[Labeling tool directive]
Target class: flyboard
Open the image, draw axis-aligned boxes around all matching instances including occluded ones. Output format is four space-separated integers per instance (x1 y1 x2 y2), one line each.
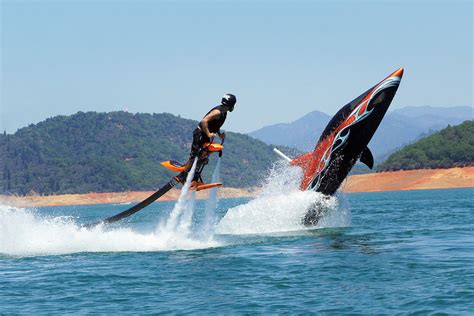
84 142 223 228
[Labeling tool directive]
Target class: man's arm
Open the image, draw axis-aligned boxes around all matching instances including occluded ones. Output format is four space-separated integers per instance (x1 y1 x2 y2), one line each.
200 109 221 138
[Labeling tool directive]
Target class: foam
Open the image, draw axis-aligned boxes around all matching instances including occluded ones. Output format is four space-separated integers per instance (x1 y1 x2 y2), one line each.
0 204 220 257
216 161 350 235
0 159 222 257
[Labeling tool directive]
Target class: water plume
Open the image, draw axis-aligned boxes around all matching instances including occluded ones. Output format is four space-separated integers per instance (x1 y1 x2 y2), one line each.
216 161 350 235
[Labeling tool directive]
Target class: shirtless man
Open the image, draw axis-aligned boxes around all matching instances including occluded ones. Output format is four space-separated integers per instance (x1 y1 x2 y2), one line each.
178 93 236 184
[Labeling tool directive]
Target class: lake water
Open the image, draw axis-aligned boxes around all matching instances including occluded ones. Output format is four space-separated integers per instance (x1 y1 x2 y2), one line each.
1 186 473 314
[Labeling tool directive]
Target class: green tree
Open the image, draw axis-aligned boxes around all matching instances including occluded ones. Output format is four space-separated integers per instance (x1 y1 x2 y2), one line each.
378 120 474 171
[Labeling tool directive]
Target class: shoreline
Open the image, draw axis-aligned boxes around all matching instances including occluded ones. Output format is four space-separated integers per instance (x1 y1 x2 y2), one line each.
0 187 258 208
341 166 473 193
1 167 472 207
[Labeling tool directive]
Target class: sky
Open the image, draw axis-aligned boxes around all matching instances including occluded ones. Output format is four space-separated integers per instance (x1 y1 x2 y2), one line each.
1 0 472 134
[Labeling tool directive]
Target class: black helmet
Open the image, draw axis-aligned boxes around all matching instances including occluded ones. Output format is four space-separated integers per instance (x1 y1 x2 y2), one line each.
221 93 236 111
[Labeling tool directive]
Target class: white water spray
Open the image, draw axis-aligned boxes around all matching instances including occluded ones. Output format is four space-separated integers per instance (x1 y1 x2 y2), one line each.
199 158 221 241
0 157 350 256
0 203 219 256
216 161 350 235
157 158 198 239
0 159 225 257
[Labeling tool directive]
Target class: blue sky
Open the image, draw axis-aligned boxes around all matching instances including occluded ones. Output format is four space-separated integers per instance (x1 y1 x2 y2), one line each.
1 0 472 134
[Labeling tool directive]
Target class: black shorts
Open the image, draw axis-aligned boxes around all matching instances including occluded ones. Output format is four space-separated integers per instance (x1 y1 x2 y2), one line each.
190 128 210 159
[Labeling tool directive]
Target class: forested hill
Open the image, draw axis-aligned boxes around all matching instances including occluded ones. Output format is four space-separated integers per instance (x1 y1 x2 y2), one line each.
378 120 474 171
0 111 299 195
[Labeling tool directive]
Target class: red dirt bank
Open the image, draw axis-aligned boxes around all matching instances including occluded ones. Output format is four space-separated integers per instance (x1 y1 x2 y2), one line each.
1 167 472 207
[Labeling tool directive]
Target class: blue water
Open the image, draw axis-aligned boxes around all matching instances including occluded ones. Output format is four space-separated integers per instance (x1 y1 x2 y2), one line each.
1 188 473 314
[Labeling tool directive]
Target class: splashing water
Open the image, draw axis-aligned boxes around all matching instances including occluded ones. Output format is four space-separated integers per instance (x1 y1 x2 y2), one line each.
152 157 222 246
161 158 198 233
0 159 224 257
0 158 350 256
155 158 202 244
216 161 350 235
0 204 220 256
198 158 221 241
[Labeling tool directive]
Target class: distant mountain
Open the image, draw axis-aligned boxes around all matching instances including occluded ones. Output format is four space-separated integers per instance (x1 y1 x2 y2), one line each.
370 106 473 158
248 106 473 159
249 110 331 150
392 106 471 119
378 120 474 171
0 111 293 195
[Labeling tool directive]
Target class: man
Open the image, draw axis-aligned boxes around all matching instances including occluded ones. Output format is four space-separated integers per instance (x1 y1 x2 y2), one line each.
178 93 237 185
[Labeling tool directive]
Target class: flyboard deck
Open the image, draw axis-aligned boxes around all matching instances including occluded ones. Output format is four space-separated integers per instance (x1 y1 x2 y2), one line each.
160 160 223 191
192 182 223 191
